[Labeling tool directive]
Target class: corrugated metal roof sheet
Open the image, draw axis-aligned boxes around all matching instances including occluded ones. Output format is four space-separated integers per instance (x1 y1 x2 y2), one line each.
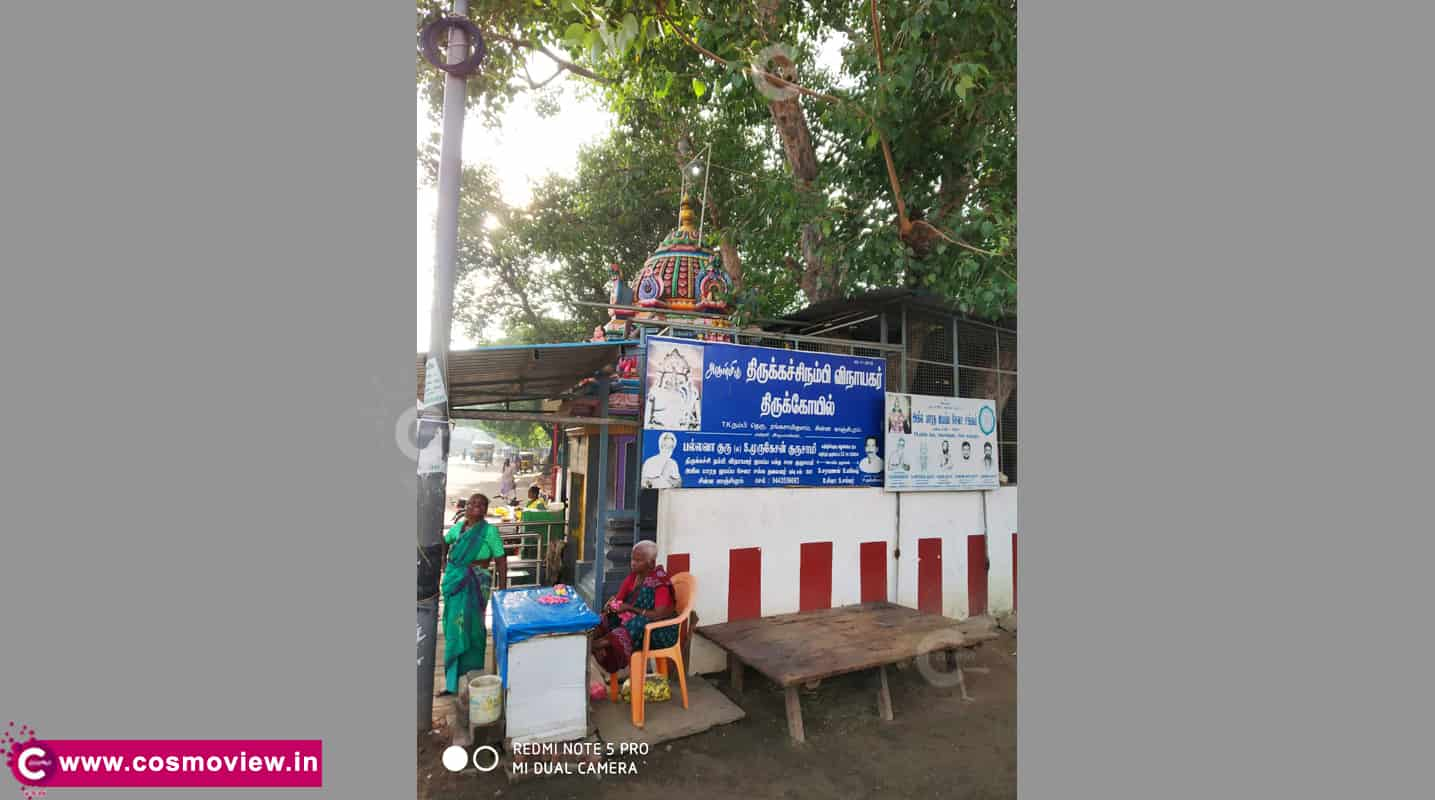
416 341 633 408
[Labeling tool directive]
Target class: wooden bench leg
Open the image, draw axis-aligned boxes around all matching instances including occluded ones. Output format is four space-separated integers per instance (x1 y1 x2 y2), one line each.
729 653 744 695
877 665 894 722
784 686 806 743
954 656 973 703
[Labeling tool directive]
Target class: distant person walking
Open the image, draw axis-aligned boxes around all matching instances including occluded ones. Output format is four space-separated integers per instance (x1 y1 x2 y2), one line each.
498 458 516 504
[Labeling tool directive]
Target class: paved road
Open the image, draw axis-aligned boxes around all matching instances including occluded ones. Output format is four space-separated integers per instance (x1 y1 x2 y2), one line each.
442 459 545 512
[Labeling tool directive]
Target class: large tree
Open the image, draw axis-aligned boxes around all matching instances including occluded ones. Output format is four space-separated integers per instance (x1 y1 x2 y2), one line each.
418 0 1015 324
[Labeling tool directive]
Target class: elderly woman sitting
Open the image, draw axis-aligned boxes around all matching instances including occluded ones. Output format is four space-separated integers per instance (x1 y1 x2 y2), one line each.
591 541 679 674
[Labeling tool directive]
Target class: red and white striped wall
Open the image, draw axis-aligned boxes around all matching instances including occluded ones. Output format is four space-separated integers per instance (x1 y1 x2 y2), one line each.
655 485 1018 674
984 487 1018 614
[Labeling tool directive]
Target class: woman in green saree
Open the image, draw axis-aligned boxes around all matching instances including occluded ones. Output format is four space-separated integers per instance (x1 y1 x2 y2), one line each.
438 492 508 696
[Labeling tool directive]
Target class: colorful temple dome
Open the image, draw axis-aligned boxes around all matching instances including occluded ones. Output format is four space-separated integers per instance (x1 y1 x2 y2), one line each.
633 195 732 312
593 194 738 344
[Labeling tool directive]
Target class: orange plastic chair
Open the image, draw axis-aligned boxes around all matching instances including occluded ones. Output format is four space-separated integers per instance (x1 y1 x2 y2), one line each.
606 573 696 728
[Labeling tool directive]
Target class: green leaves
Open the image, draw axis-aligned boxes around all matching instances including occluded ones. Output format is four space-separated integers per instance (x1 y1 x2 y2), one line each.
562 23 586 49
585 27 602 60
418 0 1016 319
955 74 976 100
943 61 990 101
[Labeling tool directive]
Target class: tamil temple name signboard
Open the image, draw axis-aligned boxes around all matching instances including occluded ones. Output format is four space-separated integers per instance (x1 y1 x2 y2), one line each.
639 336 886 489
883 392 1000 491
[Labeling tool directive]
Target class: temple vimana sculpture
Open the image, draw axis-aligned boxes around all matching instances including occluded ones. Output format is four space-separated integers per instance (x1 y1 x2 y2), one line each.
594 194 736 343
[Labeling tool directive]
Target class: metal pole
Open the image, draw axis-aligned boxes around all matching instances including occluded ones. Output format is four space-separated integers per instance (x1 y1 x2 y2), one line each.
697 143 713 242
951 314 960 398
993 320 1000 396
900 303 909 391
632 330 648 514
879 309 891 390
418 0 471 731
893 492 902 603
593 374 611 605
980 489 991 615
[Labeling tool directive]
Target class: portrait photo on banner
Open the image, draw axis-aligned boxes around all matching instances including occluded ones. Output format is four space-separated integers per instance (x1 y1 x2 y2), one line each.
887 394 912 434
644 339 704 431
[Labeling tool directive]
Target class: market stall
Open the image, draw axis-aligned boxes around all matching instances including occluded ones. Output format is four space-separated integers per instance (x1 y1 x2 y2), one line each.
490 586 599 744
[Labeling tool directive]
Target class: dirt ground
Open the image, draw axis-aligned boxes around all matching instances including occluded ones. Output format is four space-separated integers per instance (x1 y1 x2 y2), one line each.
418 630 1016 800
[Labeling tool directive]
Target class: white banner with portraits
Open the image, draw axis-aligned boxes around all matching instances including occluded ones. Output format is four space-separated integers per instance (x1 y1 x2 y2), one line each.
883 393 999 492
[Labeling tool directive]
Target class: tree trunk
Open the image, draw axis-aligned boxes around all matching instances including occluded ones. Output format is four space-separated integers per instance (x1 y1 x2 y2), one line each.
904 320 929 393
975 350 1017 420
704 197 743 292
719 235 741 291
758 2 836 306
495 258 547 337
935 163 972 224
798 222 839 301
768 88 818 188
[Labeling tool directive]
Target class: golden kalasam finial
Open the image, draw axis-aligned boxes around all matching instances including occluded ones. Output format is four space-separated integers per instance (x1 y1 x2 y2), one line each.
678 194 697 232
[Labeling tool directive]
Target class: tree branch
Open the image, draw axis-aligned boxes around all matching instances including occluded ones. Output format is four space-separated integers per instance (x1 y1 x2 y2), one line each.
911 220 999 257
483 234 550 336
658 13 852 110
881 138 908 232
866 2 910 232
658 11 912 232
911 220 1017 283
870 0 885 73
520 61 564 90
486 33 616 85
935 165 973 221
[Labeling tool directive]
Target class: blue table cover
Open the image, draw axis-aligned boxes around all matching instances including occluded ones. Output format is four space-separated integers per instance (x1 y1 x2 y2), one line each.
491 587 600 688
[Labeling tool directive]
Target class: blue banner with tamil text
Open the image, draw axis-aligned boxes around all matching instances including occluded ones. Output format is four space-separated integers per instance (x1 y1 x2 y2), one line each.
639 336 886 489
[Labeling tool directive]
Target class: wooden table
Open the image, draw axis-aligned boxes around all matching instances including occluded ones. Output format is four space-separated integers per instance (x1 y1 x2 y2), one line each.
698 602 996 743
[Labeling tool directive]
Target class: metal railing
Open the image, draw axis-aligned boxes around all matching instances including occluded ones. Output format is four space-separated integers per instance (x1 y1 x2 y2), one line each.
496 524 543 588
434 519 568 589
